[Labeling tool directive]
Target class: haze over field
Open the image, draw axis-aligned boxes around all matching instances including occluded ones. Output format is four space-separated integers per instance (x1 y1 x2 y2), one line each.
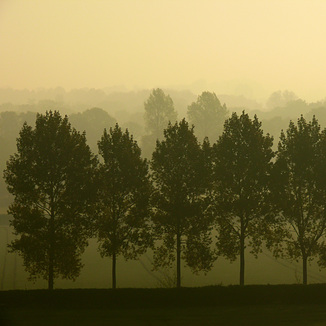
1 0 326 102
2 0 326 292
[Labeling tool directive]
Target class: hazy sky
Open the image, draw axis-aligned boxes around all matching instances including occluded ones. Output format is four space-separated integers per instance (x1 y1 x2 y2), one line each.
1 0 326 101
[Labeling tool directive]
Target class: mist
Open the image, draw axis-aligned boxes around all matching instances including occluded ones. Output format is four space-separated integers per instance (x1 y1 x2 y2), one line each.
2 86 326 291
2 2 326 325
1 0 326 102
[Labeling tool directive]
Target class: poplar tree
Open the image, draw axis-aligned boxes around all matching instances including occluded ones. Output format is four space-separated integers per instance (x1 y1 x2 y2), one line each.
96 124 151 289
268 116 326 285
4 111 96 290
144 88 177 140
151 119 214 288
212 111 274 285
187 91 228 142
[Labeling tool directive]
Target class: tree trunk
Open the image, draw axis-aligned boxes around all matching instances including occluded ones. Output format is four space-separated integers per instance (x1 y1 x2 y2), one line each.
48 260 54 290
0 228 8 290
48 213 55 291
176 232 181 288
112 252 116 289
303 255 308 285
240 234 245 286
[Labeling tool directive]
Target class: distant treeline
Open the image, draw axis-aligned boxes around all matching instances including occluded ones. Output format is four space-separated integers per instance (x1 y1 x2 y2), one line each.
2 89 326 290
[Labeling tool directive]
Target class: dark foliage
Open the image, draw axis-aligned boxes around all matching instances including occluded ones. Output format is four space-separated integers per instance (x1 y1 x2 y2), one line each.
212 111 274 285
3 111 97 289
95 124 152 288
151 119 214 287
268 116 326 284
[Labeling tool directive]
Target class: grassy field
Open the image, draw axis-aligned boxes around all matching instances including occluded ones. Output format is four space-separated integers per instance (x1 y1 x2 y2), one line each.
1 285 326 325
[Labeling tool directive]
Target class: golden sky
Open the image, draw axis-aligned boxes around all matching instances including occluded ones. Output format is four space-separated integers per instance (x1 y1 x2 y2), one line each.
1 0 326 101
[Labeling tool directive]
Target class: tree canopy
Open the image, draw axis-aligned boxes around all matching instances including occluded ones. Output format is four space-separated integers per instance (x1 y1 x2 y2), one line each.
212 111 274 285
144 88 177 140
268 116 326 284
4 105 326 289
3 111 97 289
69 107 116 152
96 124 152 288
151 119 214 288
187 91 228 142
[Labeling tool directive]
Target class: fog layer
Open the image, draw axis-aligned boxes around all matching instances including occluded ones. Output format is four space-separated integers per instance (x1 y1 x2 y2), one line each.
1 0 326 101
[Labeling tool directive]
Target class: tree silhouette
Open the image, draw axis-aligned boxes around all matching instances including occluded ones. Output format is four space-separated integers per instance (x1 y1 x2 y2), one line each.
151 119 214 288
144 88 177 140
96 124 151 289
266 90 298 110
69 107 116 152
4 111 96 290
187 91 228 143
212 112 274 285
268 116 326 285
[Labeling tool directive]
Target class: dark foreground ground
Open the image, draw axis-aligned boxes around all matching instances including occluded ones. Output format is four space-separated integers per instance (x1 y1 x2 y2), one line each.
1 285 326 325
